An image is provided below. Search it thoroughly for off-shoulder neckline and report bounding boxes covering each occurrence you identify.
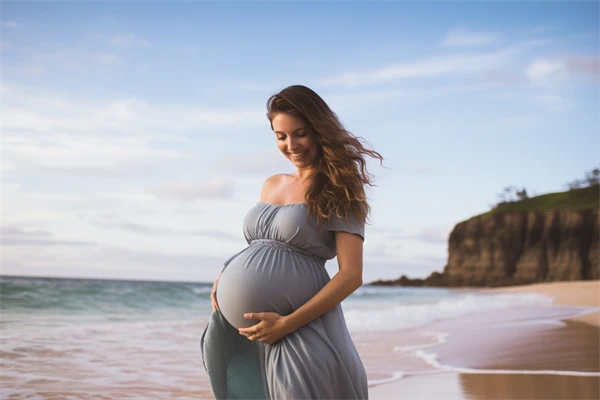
[257,201,308,207]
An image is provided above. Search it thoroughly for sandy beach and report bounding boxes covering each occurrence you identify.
[369,280,600,400]
[487,280,600,327]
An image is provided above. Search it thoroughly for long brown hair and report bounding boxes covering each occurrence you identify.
[266,85,384,226]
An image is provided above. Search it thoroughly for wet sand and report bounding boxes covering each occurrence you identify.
[369,280,600,400]
[370,372,599,400]
[488,280,600,326]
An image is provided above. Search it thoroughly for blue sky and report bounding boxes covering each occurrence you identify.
[2,1,598,283]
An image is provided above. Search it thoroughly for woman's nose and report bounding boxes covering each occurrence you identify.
[287,137,298,151]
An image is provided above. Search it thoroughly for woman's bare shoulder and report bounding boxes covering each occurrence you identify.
[260,174,289,202]
[260,174,300,201]
[262,173,291,187]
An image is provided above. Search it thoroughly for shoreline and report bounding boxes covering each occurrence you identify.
[485,280,600,327]
[369,280,600,399]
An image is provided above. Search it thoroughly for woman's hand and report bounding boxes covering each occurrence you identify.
[238,312,294,345]
[210,274,221,311]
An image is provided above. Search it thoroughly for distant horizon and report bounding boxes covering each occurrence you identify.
[0,273,213,285]
[0,273,410,286]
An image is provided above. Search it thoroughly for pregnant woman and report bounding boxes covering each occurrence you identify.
[201,85,383,399]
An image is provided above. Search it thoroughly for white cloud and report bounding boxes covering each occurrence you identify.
[3,21,18,28]
[4,131,186,174]
[441,28,497,47]
[2,157,17,177]
[525,59,566,84]
[524,54,598,87]
[2,225,95,246]
[534,94,573,111]
[95,53,119,65]
[109,33,150,48]
[3,183,71,224]
[26,49,119,73]
[16,64,45,76]
[89,214,241,241]
[370,224,449,245]
[2,181,249,281]
[365,242,398,261]
[410,228,449,245]
[148,176,235,202]
[1,241,227,282]
[320,40,547,86]
[525,54,600,85]
[325,81,506,113]
[485,91,574,112]
[2,226,53,238]
[4,86,263,134]
[223,149,290,176]
[2,84,265,174]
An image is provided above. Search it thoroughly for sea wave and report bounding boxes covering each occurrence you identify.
[0,277,213,315]
[344,292,554,332]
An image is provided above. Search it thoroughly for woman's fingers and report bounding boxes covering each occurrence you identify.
[239,328,262,341]
[248,333,261,341]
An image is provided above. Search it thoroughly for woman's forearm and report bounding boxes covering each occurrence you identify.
[283,271,362,332]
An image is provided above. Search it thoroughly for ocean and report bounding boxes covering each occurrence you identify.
[1,275,597,399]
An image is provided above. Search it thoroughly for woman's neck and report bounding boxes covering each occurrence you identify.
[294,167,317,182]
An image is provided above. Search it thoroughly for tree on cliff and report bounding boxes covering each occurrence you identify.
[565,167,600,190]
[491,166,599,210]
[495,185,529,207]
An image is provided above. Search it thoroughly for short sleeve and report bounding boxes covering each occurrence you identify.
[323,213,365,241]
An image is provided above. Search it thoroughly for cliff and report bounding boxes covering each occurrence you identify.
[369,185,599,287]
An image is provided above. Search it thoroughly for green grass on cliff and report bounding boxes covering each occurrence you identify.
[479,185,599,218]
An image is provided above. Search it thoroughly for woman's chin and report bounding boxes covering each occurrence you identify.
[288,156,314,168]
[290,160,307,167]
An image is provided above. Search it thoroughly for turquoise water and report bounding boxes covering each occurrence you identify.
[0,275,564,332]
[1,276,212,327]
[0,276,462,330]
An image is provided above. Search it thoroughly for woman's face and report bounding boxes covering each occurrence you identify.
[272,113,318,169]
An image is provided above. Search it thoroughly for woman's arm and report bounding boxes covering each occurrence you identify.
[283,231,363,332]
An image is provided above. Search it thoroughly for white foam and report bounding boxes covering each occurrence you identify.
[192,286,212,295]
[393,331,448,354]
[0,388,46,400]
[414,347,600,377]
[367,371,405,387]
[344,292,554,332]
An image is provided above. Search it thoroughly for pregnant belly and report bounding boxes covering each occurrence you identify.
[216,245,321,329]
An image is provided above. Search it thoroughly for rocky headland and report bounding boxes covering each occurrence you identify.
[369,185,599,287]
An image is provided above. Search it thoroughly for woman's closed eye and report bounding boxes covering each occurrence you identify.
[277,132,307,141]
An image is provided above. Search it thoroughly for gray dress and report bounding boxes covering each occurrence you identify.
[201,202,368,399]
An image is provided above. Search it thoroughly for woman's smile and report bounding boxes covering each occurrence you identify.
[288,150,308,160]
